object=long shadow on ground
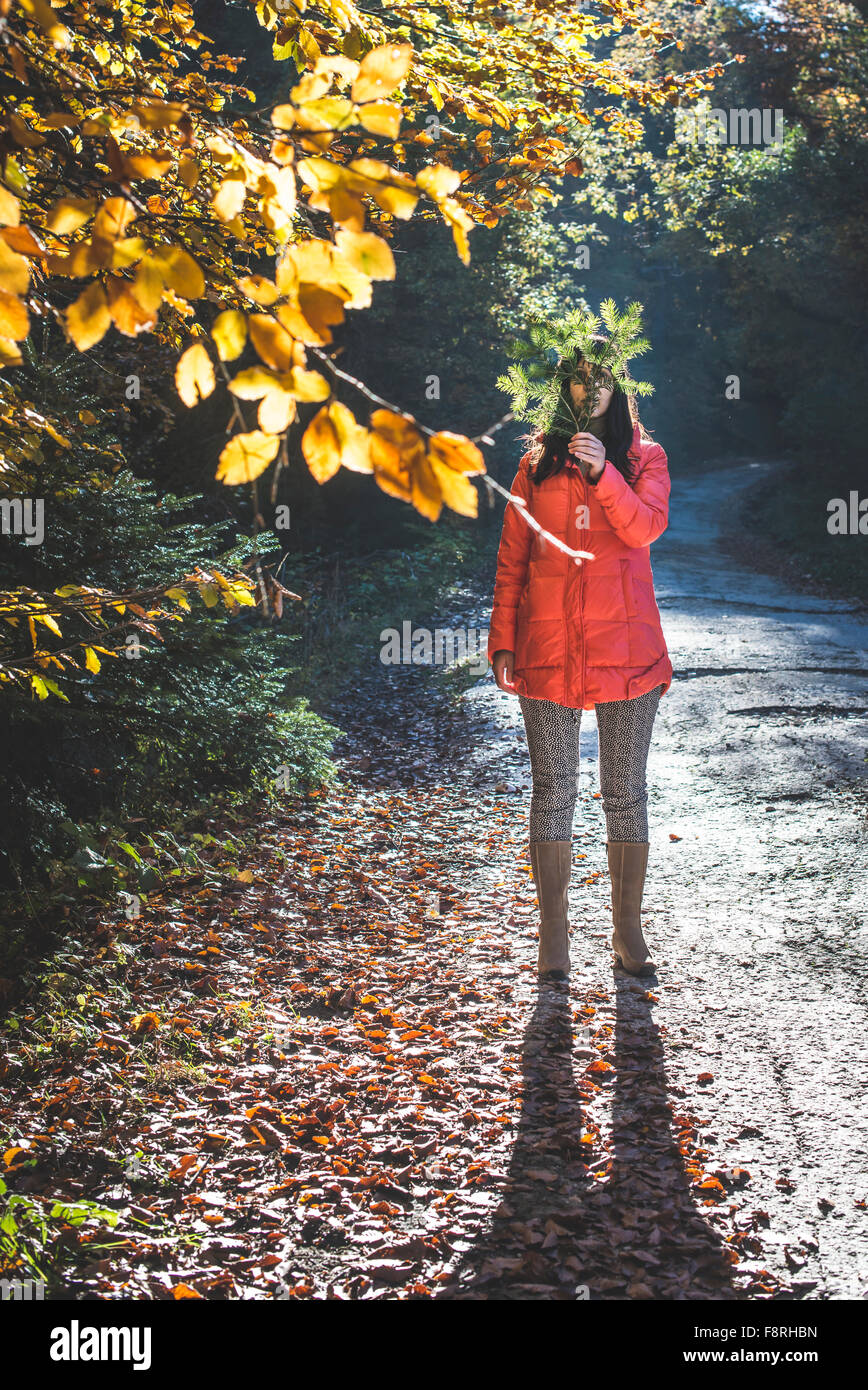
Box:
[437,977,741,1300]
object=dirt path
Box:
[451,458,868,1298]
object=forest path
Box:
[436,457,868,1299]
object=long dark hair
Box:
[525,341,652,486]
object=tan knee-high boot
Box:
[607,841,656,977]
[529,840,572,980]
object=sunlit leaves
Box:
[229,364,328,432]
[334,229,395,281]
[211,309,248,362]
[213,175,247,223]
[64,281,111,350]
[216,430,281,486]
[249,314,299,371]
[0,0,722,536]
[297,156,420,221]
[147,244,205,300]
[299,400,485,518]
[0,566,254,697]
[130,100,187,129]
[367,411,485,520]
[176,342,216,407]
[0,237,32,297]
[105,274,156,336]
[427,432,485,518]
[302,399,371,482]
[17,0,71,48]
[0,287,29,340]
[350,42,413,104]
[416,164,475,265]
[46,195,96,235]
[357,102,402,138]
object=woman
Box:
[488,346,672,982]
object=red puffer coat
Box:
[487,425,673,709]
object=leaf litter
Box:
[0,661,795,1301]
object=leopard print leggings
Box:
[518,684,663,843]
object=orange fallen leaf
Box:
[129,1011,160,1036]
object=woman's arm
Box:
[487,458,534,664]
[589,443,670,548]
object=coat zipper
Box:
[578,469,587,709]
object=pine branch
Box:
[497,300,655,441]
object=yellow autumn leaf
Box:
[92,196,137,247]
[427,431,486,476]
[132,256,165,316]
[175,155,198,190]
[276,305,329,357]
[295,156,345,195]
[176,342,216,407]
[428,458,479,518]
[0,185,20,227]
[330,400,372,474]
[106,275,156,336]
[0,239,30,297]
[441,197,475,265]
[17,0,71,47]
[411,454,444,523]
[0,336,22,365]
[293,97,355,134]
[301,403,342,484]
[213,177,247,222]
[258,388,296,433]
[287,367,330,402]
[348,158,419,219]
[123,151,174,180]
[280,238,371,307]
[297,285,346,342]
[238,274,279,306]
[229,582,255,608]
[228,366,280,400]
[334,229,395,281]
[416,163,462,200]
[357,102,403,138]
[131,101,187,129]
[351,42,413,104]
[216,431,280,486]
[212,309,248,361]
[84,646,101,674]
[150,245,205,299]
[270,105,296,131]
[369,408,425,503]
[249,314,296,370]
[65,281,110,350]
[301,400,371,481]
[110,235,147,271]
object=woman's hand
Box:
[491,650,516,692]
[568,431,606,482]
